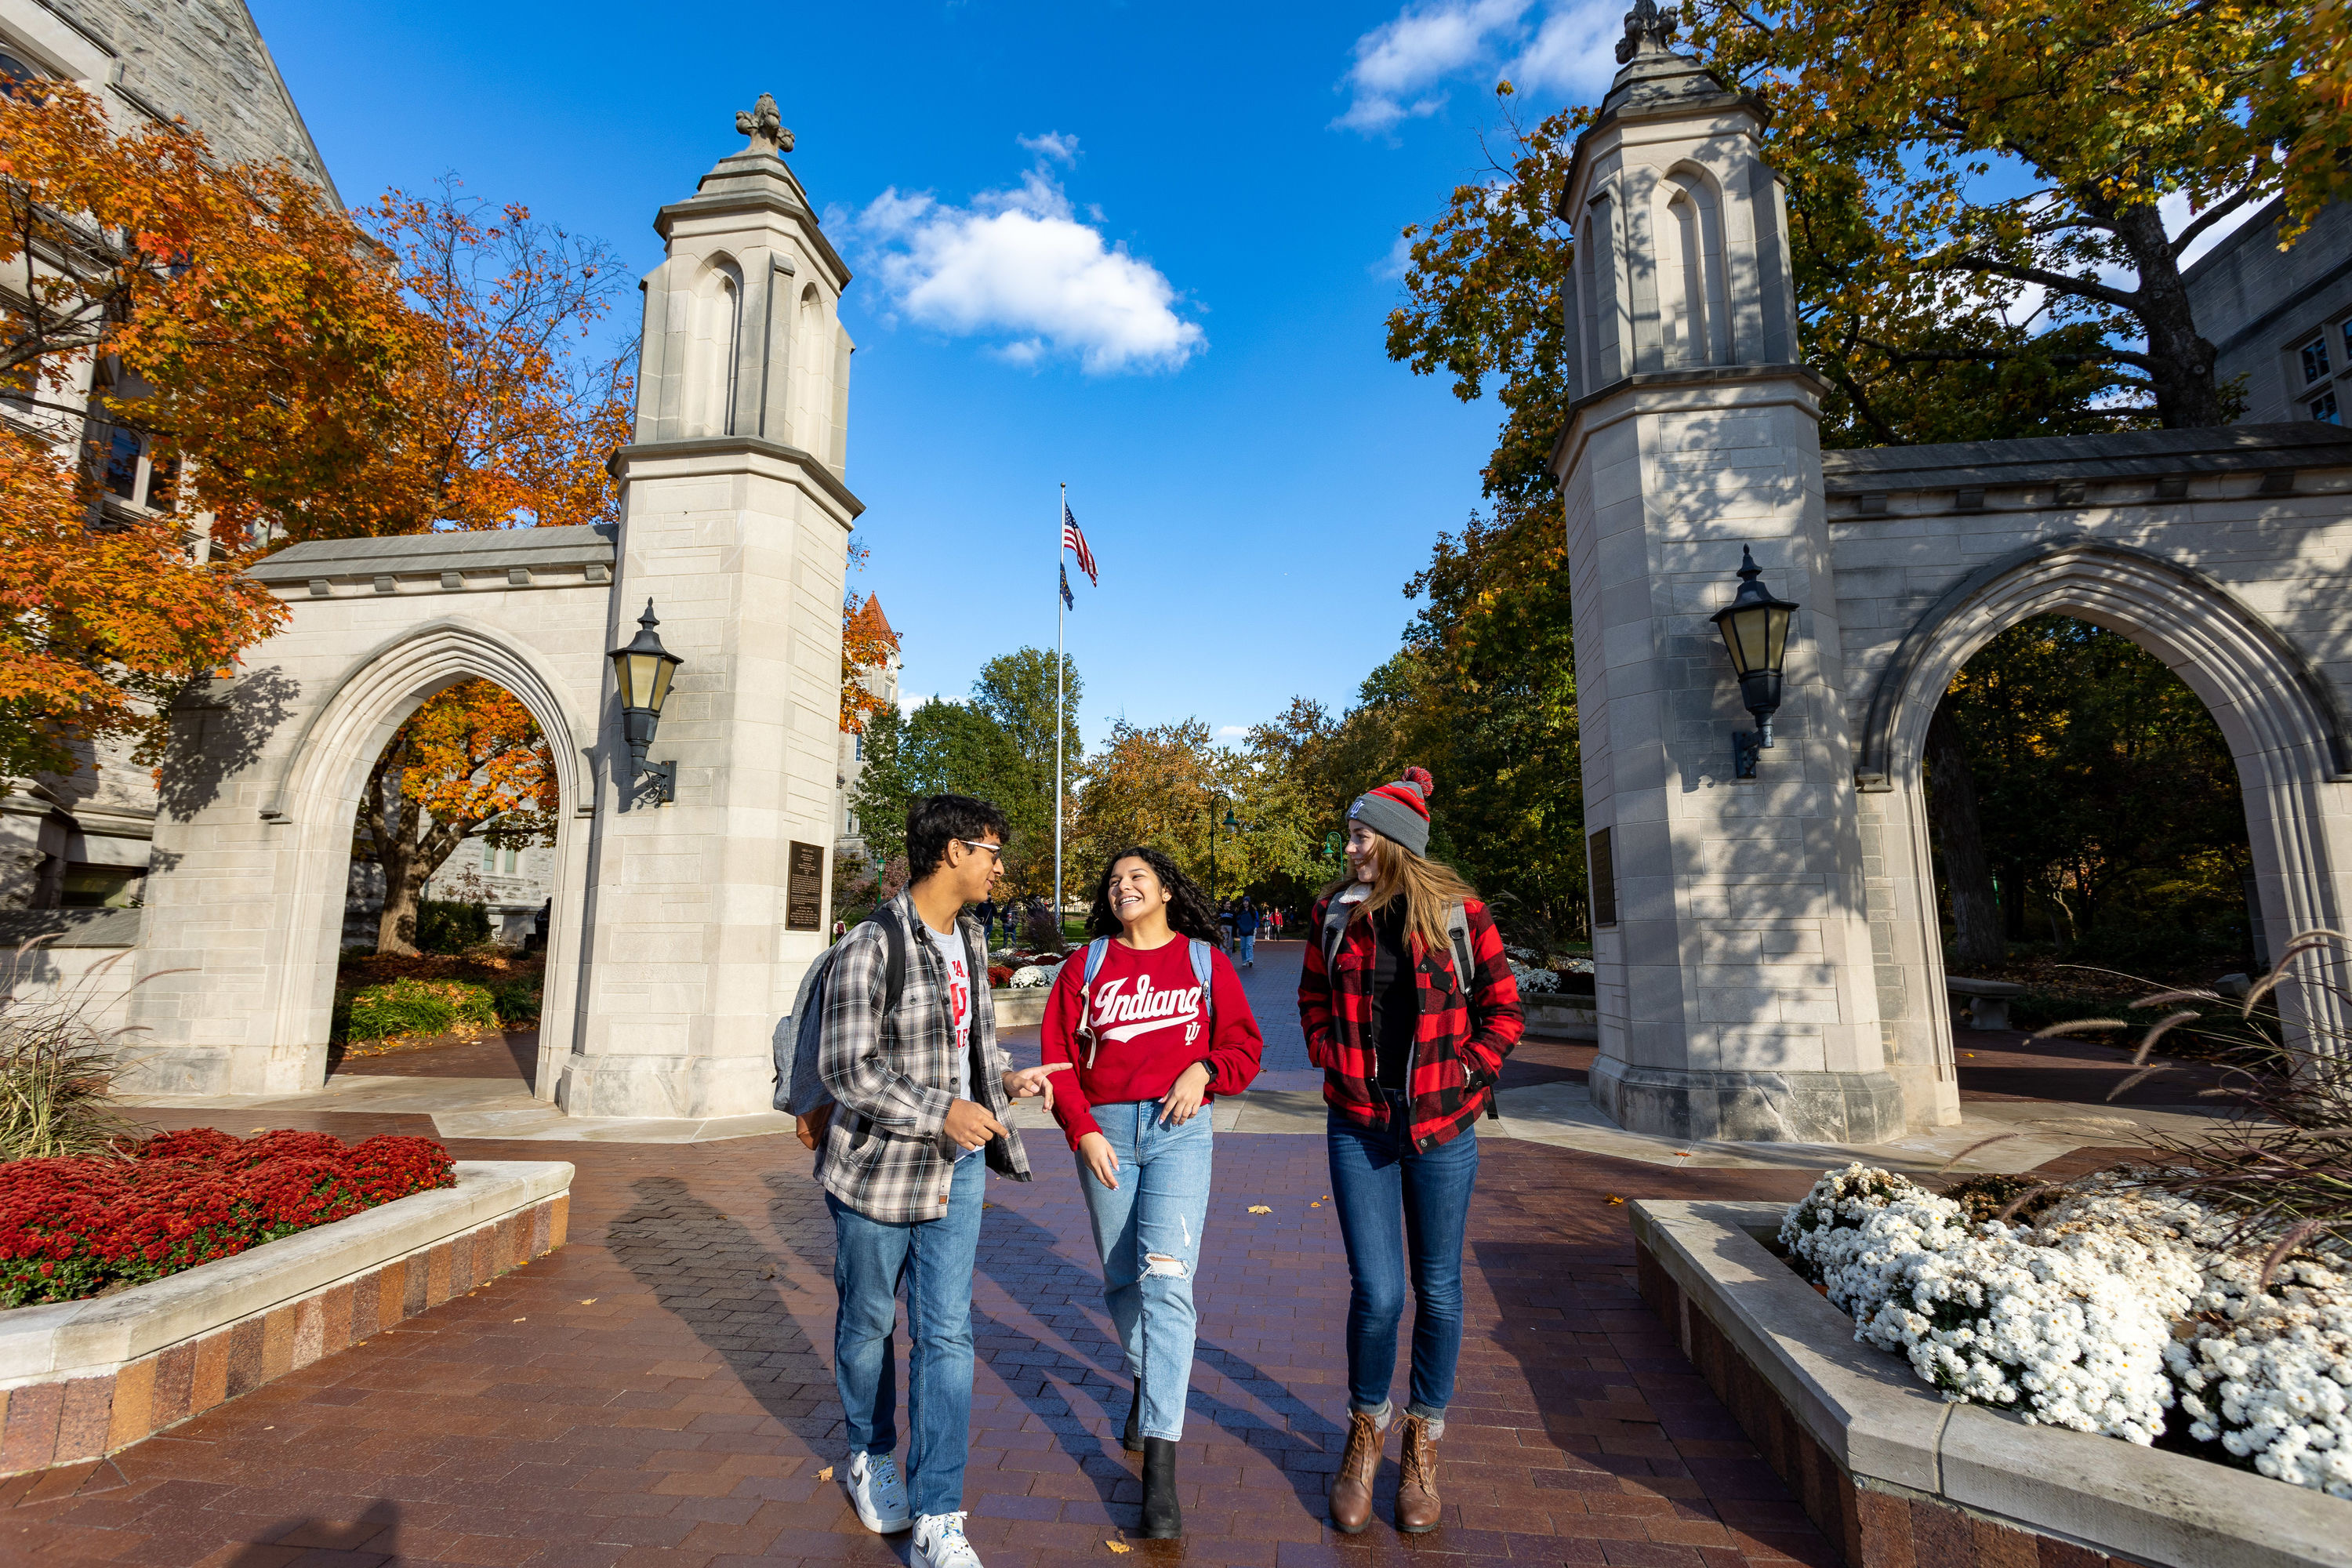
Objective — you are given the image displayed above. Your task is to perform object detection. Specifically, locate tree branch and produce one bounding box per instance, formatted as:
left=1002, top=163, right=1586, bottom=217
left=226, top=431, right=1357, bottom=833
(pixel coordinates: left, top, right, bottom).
left=1929, top=253, right=2141, bottom=312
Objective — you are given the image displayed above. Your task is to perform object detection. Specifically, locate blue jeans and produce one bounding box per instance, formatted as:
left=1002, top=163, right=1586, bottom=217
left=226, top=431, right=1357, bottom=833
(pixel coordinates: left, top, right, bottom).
left=829, top=1152, right=985, bottom=1517
left=1237, top=933, right=1256, bottom=964
left=1076, top=1102, right=1214, bottom=1440
left=1326, top=1103, right=1479, bottom=1424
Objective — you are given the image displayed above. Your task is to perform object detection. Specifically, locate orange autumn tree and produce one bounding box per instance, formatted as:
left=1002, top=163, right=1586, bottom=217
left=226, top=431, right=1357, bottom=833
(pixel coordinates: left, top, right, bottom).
left=841, top=538, right=898, bottom=733
left=360, top=680, right=558, bottom=955
left=325, top=183, right=633, bottom=539
left=0, top=78, right=419, bottom=778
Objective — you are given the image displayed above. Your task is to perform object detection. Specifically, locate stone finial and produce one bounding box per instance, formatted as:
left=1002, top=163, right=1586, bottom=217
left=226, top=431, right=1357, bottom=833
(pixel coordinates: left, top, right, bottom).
left=734, top=93, right=794, bottom=156
left=1614, top=0, right=1679, bottom=63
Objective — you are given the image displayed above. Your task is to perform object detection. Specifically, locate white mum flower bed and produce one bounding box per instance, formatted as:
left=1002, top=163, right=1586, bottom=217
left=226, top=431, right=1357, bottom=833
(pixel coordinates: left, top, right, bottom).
left=1783, top=1164, right=2352, bottom=1497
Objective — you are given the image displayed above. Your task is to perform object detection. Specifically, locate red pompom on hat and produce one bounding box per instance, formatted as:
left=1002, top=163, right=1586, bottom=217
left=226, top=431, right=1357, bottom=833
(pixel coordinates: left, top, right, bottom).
left=1348, top=767, right=1436, bottom=855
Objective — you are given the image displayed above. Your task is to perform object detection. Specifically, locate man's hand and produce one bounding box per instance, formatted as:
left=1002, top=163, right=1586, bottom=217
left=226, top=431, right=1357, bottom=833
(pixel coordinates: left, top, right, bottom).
left=1003, top=1062, right=1071, bottom=1112
left=943, top=1098, right=1009, bottom=1151
left=1159, top=1062, right=1213, bottom=1126
left=1076, top=1131, right=1120, bottom=1190
left=794, top=1103, right=834, bottom=1152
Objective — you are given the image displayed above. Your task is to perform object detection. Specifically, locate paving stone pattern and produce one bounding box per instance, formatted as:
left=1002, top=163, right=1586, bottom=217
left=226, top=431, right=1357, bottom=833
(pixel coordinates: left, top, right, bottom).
left=1, top=941, right=2149, bottom=1566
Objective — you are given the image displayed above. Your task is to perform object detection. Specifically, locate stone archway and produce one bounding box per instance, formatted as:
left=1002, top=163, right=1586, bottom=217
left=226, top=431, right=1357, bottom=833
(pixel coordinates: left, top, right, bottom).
left=125, top=524, right=618, bottom=1102
left=258, top=618, right=593, bottom=1101
left=1856, top=535, right=2352, bottom=1086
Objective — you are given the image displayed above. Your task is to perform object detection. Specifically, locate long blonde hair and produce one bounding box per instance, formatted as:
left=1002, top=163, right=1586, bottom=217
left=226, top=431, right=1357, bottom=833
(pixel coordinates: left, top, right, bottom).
left=1322, top=835, right=1479, bottom=958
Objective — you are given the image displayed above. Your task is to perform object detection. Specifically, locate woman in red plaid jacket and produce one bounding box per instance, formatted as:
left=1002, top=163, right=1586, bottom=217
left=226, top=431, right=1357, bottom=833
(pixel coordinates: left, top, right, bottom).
left=1297, top=767, right=1523, bottom=1537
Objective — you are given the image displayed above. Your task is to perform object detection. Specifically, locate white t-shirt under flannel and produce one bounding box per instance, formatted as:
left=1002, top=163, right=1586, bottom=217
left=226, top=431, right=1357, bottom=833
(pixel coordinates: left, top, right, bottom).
left=923, top=919, right=979, bottom=1158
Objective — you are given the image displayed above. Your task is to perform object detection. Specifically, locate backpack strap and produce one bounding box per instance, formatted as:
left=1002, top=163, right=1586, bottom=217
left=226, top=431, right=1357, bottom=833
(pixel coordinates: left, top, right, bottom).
left=870, top=903, right=909, bottom=1016
left=1187, top=938, right=1214, bottom=1024
left=1319, top=896, right=1352, bottom=975
left=1443, top=900, right=1501, bottom=1120
left=1080, top=936, right=1111, bottom=1067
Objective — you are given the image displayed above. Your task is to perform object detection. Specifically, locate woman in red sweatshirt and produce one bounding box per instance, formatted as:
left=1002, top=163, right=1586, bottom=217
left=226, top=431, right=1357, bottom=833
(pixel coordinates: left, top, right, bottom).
left=1040, top=845, right=1262, bottom=1541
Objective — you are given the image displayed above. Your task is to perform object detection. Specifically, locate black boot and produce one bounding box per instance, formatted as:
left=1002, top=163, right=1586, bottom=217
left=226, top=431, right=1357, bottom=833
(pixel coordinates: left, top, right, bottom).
left=1139, top=1436, right=1182, bottom=1539
left=1122, top=1372, right=1145, bottom=1453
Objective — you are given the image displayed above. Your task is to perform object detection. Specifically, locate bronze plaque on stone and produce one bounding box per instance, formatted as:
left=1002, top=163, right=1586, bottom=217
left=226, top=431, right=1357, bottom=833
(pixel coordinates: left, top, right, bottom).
left=786, top=841, right=826, bottom=931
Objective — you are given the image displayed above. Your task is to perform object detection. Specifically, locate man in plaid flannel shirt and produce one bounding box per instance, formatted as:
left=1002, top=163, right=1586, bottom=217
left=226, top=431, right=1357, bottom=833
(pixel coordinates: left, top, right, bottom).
left=818, top=794, right=1066, bottom=1568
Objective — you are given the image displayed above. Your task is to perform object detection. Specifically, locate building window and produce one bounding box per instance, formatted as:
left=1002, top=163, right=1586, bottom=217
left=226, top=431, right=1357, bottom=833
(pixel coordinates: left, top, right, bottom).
left=481, top=841, right=519, bottom=875
left=853, top=731, right=863, bottom=761
left=2303, top=335, right=2332, bottom=384
left=0, top=53, right=31, bottom=97
left=2314, top=389, right=2342, bottom=425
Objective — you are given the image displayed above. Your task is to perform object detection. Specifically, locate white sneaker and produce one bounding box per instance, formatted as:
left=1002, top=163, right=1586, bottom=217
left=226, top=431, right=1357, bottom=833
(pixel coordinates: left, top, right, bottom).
left=913, top=1511, right=983, bottom=1568
left=847, top=1451, right=912, bottom=1534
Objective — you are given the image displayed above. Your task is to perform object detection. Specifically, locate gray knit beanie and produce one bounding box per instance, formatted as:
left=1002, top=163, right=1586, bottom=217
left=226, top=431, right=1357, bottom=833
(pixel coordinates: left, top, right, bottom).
left=1348, top=767, right=1435, bottom=857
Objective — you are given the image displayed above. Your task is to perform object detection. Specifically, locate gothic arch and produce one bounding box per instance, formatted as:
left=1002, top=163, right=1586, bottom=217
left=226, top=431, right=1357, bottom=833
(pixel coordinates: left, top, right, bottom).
left=1656, top=164, right=1730, bottom=368
left=264, top=618, right=592, bottom=1097
left=1857, top=534, right=2352, bottom=1048
left=681, top=255, right=745, bottom=438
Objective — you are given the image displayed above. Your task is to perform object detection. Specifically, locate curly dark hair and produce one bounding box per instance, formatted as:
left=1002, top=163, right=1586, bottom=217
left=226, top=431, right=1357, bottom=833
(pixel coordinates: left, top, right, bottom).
left=1084, top=846, right=1222, bottom=944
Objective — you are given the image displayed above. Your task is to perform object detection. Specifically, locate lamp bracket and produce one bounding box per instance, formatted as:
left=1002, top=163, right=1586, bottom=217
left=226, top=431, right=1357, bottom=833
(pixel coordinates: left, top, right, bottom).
left=619, top=753, right=677, bottom=810
left=1733, top=730, right=1762, bottom=782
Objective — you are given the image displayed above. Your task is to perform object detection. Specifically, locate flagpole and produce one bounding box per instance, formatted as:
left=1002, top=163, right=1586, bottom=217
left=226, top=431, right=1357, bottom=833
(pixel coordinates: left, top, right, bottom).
left=1054, top=482, right=1067, bottom=941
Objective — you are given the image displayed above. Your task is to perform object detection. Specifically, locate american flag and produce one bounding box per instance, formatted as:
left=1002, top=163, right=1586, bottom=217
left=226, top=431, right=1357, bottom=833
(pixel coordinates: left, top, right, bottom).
left=1061, top=502, right=1098, bottom=586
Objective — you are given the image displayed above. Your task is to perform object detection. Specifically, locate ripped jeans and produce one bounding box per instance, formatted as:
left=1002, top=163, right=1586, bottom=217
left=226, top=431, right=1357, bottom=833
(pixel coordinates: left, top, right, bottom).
left=1076, top=1101, right=1214, bottom=1440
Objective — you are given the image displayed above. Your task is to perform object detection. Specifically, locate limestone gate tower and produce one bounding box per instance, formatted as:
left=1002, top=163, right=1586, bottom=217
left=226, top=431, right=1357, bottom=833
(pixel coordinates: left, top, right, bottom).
left=566, top=96, right=862, bottom=1117
left=1548, top=7, right=1908, bottom=1142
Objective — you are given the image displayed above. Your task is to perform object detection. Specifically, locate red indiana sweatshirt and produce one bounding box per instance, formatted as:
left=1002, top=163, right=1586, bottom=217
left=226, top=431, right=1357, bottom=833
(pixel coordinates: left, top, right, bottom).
left=1039, top=936, right=1264, bottom=1149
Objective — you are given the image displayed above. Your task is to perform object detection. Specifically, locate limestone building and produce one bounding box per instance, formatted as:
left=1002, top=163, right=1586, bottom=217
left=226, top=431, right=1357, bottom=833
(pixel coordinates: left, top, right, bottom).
left=0, top=1, right=335, bottom=914
left=835, top=594, right=898, bottom=860
left=2183, top=198, right=2352, bottom=428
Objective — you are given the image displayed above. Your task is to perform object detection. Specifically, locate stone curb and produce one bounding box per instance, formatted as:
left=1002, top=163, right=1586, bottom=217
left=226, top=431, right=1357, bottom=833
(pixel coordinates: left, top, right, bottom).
left=0, top=1160, right=573, bottom=1475
left=1631, top=1199, right=2352, bottom=1568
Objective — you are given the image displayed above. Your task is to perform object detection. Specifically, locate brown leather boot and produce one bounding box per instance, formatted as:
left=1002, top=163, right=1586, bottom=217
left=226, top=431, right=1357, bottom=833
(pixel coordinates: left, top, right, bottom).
left=1327, top=1409, right=1383, bottom=1534
left=1396, top=1414, right=1441, bottom=1534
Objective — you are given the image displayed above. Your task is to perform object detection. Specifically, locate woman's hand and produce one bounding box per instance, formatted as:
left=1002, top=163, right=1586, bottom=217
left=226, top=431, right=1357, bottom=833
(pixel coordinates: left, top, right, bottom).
left=1158, top=1062, right=1213, bottom=1126
left=1076, top=1131, right=1120, bottom=1190
left=1003, top=1062, right=1070, bottom=1112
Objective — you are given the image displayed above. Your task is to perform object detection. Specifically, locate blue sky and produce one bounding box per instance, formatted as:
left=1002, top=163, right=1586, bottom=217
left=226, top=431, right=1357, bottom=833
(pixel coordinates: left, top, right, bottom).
left=248, top=1, right=1644, bottom=751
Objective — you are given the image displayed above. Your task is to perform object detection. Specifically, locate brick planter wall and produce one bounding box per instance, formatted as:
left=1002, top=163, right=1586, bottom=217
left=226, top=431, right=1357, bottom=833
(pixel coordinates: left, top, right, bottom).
left=1628, top=1200, right=2350, bottom=1568
left=1635, top=1240, right=2147, bottom=1568
left=0, top=1171, right=568, bottom=1475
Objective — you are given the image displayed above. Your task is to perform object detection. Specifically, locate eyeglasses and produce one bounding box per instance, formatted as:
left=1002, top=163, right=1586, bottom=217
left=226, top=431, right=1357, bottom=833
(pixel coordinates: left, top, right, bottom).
left=956, top=839, right=1005, bottom=863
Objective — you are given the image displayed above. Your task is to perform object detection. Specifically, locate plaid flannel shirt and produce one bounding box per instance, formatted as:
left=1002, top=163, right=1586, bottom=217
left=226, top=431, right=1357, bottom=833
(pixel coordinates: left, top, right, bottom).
left=1298, top=894, right=1524, bottom=1152
left=818, top=891, right=1032, bottom=1223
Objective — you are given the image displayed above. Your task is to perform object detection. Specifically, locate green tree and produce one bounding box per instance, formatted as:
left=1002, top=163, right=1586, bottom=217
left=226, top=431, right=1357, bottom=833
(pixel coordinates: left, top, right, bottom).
left=969, top=648, right=1081, bottom=896
left=848, top=696, right=1047, bottom=894
left=1687, top=0, right=2347, bottom=429
left=1934, top=616, right=2252, bottom=969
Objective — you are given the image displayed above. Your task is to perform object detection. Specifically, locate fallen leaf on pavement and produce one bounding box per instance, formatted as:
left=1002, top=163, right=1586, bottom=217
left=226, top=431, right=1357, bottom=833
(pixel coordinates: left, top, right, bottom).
left=1309, top=1202, right=1322, bottom=1208
left=1604, top=1195, right=1625, bottom=1205
left=816, top=1465, right=833, bottom=1481
left=1247, top=1205, right=1272, bottom=1214
left=512, top=1317, right=526, bottom=1323
left=758, top=1265, right=776, bottom=1279
left=1106, top=1543, right=1132, bottom=1555
left=579, top=1298, right=597, bottom=1305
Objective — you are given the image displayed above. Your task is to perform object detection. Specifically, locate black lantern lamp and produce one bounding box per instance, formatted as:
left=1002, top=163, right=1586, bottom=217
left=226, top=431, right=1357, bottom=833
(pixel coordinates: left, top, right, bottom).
left=608, top=599, right=685, bottom=808
left=1709, top=546, right=1798, bottom=780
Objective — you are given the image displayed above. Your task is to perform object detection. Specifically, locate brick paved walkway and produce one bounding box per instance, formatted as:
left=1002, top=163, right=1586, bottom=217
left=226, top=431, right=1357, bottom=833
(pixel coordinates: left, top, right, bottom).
left=0, top=942, right=2143, bottom=1568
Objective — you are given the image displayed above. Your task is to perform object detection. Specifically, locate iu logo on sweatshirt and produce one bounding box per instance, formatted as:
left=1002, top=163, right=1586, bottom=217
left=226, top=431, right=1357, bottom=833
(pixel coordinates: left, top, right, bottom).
left=1087, top=975, right=1205, bottom=1050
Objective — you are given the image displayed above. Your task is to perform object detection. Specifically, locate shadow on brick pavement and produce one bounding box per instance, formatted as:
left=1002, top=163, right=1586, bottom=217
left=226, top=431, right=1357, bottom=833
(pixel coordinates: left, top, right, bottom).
left=7, top=946, right=2152, bottom=1568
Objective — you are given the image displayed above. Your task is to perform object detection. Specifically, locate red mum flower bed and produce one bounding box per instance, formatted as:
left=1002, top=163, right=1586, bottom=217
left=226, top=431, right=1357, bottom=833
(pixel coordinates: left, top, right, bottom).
left=0, top=1128, right=455, bottom=1308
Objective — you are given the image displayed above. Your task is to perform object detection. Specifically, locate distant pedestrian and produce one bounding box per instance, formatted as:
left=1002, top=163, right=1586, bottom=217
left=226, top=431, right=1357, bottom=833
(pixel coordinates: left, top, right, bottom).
left=1298, top=768, right=1523, bottom=1537
left=1234, top=897, right=1260, bottom=967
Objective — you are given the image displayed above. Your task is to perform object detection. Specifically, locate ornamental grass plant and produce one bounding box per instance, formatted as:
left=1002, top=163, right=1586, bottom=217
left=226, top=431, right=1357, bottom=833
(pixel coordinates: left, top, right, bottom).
left=0, top=944, right=144, bottom=1161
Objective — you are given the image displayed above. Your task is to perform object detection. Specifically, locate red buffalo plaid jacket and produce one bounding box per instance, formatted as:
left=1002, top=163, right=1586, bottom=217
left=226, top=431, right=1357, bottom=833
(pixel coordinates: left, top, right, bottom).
left=1299, top=893, right=1524, bottom=1152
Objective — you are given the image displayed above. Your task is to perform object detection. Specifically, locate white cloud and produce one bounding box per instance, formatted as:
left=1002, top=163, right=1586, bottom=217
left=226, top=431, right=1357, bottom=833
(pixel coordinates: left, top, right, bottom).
left=1018, top=131, right=1080, bottom=164
left=1218, top=724, right=1249, bottom=737
left=1334, top=1, right=1626, bottom=136
left=848, top=150, right=1204, bottom=375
